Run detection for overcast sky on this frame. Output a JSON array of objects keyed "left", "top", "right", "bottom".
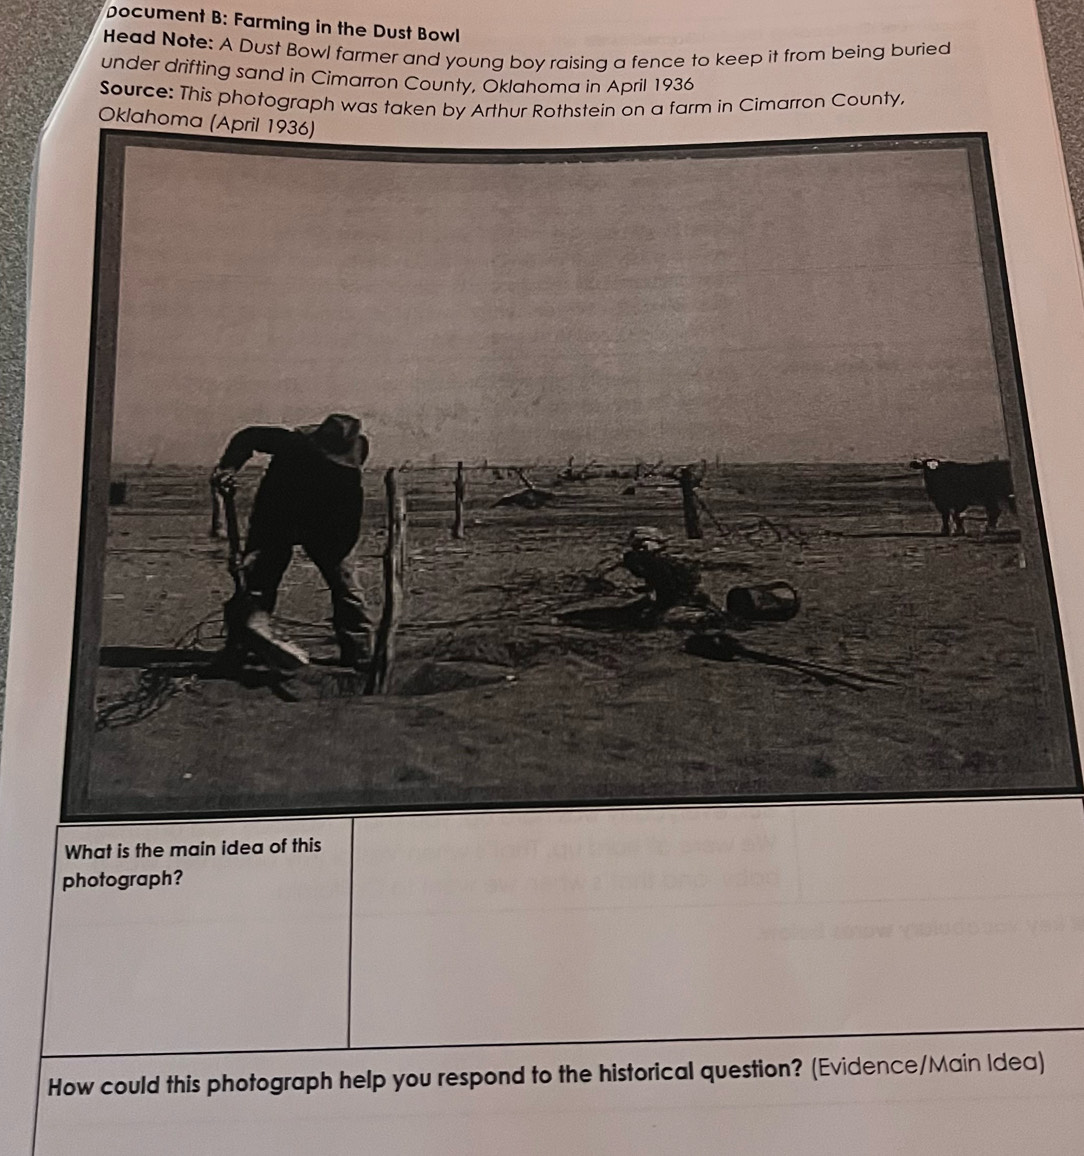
[{"left": 111, "top": 142, "right": 1008, "bottom": 465}]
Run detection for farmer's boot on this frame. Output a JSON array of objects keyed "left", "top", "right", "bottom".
[
  {"left": 223, "top": 595, "right": 279, "bottom": 656},
  {"left": 237, "top": 604, "right": 308, "bottom": 672}
]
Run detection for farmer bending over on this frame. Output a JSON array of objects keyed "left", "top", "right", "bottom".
[{"left": 211, "top": 414, "right": 373, "bottom": 669}]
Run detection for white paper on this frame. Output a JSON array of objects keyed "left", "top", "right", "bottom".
[{"left": 5, "top": 0, "right": 1084, "bottom": 1152}]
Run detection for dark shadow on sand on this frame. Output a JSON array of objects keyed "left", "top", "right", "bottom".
[
  {"left": 99, "top": 644, "right": 303, "bottom": 702},
  {"left": 555, "top": 599, "right": 658, "bottom": 631},
  {"left": 100, "top": 645, "right": 218, "bottom": 668}
]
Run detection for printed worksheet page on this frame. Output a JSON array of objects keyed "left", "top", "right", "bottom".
[{"left": 3, "top": 0, "right": 1084, "bottom": 1151}]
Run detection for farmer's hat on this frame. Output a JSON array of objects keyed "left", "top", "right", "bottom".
[{"left": 298, "top": 413, "right": 369, "bottom": 469}]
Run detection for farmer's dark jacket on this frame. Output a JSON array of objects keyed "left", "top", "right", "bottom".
[{"left": 218, "top": 426, "right": 368, "bottom": 556}]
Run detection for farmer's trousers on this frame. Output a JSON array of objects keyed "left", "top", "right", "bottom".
[{"left": 242, "top": 538, "right": 373, "bottom": 656}]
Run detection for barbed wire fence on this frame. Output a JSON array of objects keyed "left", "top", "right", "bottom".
[
  {"left": 94, "top": 467, "right": 833, "bottom": 727},
  {"left": 95, "top": 613, "right": 224, "bottom": 731}
]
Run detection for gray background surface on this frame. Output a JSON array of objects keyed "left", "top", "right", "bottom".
[{"left": 1, "top": 1, "right": 1083, "bottom": 706}]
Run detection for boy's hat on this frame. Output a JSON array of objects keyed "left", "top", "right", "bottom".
[{"left": 627, "top": 526, "right": 669, "bottom": 552}]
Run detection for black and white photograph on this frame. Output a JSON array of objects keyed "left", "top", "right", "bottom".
[{"left": 65, "top": 131, "right": 1079, "bottom": 819}]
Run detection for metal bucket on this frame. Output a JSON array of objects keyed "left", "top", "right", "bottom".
[{"left": 725, "top": 580, "right": 800, "bottom": 622}]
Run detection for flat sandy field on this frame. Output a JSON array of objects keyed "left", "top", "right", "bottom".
[{"left": 76, "top": 462, "right": 1077, "bottom": 817}]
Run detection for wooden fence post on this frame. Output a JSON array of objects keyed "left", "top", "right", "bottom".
[
  {"left": 365, "top": 468, "right": 406, "bottom": 695},
  {"left": 452, "top": 460, "right": 466, "bottom": 539},
  {"left": 678, "top": 465, "right": 703, "bottom": 539},
  {"left": 210, "top": 481, "right": 225, "bottom": 539}
]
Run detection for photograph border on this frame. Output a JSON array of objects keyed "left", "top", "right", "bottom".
[{"left": 60, "top": 127, "right": 1084, "bottom": 822}]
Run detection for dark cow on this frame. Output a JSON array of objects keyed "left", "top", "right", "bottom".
[{"left": 909, "top": 457, "right": 1015, "bottom": 536}]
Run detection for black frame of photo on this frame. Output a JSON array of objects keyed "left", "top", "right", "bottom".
[{"left": 61, "top": 128, "right": 1082, "bottom": 822}]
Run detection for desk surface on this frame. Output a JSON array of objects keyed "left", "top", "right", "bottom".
[{"left": 2, "top": 0, "right": 1084, "bottom": 707}]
